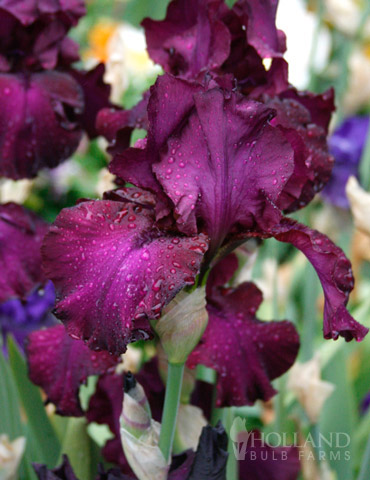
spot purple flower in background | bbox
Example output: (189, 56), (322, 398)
(0, 281), (55, 353)
(0, 0), (112, 179)
(322, 116), (370, 209)
(360, 391), (370, 415)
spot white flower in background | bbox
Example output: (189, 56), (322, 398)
(105, 23), (161, 102)
(0, 435), (26, 480)
(288, 355), (334, 424)
(324, 0), (370, 39)
(0, 179), (33, 204)
(276, 0), (331, 89)
(346, 175), (370, 235)
(342, 47), (370, 115)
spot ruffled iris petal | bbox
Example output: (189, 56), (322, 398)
(26, 324), (118, 416)
(271, 218), (368, 341)
(188, 279), (300, 407)
(42, 199), (208, 354)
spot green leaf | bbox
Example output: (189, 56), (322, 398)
(7, 337), (60, 466)
(59, 418), (91, 480)
(0, 348), (23, 439)
(321, 348), (356, 480)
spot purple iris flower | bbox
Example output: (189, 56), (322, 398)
(25, 0), (368, 414)
(322, 116), (370, 209)
(0, 0), (112, 179)
(0, 281), (55, 353)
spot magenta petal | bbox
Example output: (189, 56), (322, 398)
(143, 0), (230, 78)
(42, 200), (208, 354)
(237, 0), (286, 59)
(188, 282), (300, 407)
(153, 87), (294, 252)
(0, 203), (48, 302)
(0, 71), (83, 179)
(0, 0), (86, 26)
(272, 219), (368, 342)
(26, 325), (118, 416)
(238, 430), (300, 480)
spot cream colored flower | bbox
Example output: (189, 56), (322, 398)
(95, 168), (116, 198)
(342, 47), (370, 115)
(346, 175), (370, 235)
(288, 355), (334, 423)
(0, 435), (26, 480)
(324, 0), (370, 39)
(0, 179), (33, 204)
(116, 344), (143, 375)
(175, 405), (207, 452)
(104, 24), (161, 102)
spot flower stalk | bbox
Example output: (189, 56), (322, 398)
(159, 361), (185, 462)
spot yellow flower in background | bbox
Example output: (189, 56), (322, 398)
(84, 19), (161, 102)
(104, 23), (161, 102)
(84, 19), (119, 64)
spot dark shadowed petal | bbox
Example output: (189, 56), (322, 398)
(103, 186), (157, 208)
(0, 71), (83, 179)
(231, 0), (285, 60)
(143, 0), (230, 78)
(69, 64), (112, 138)
(1, 0), (86, 26)
(186, 421), (228, 480)
(264, 93), (334, 212)
(207, 253), (239, 293)
(238, 430), (300, 480)
(42, 200), (208, 354)
(26, 324), (118, 416)
(188, 281), (299, 407)
(0, 203), (48, 302)
(271, 218), (368, 341)
(33, 454), (78, 480)
(97, 91), (149, 149)
(153, 87), (294, 254)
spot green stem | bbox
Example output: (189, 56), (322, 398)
(357, 432), (370, 480)
(159, 362), (185, 462)
(359, 121), (370, 191)
(225, 408), (238, 480)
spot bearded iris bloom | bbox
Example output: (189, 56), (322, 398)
(28, 0), (368, 422)
(0, 0), (111, 179)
